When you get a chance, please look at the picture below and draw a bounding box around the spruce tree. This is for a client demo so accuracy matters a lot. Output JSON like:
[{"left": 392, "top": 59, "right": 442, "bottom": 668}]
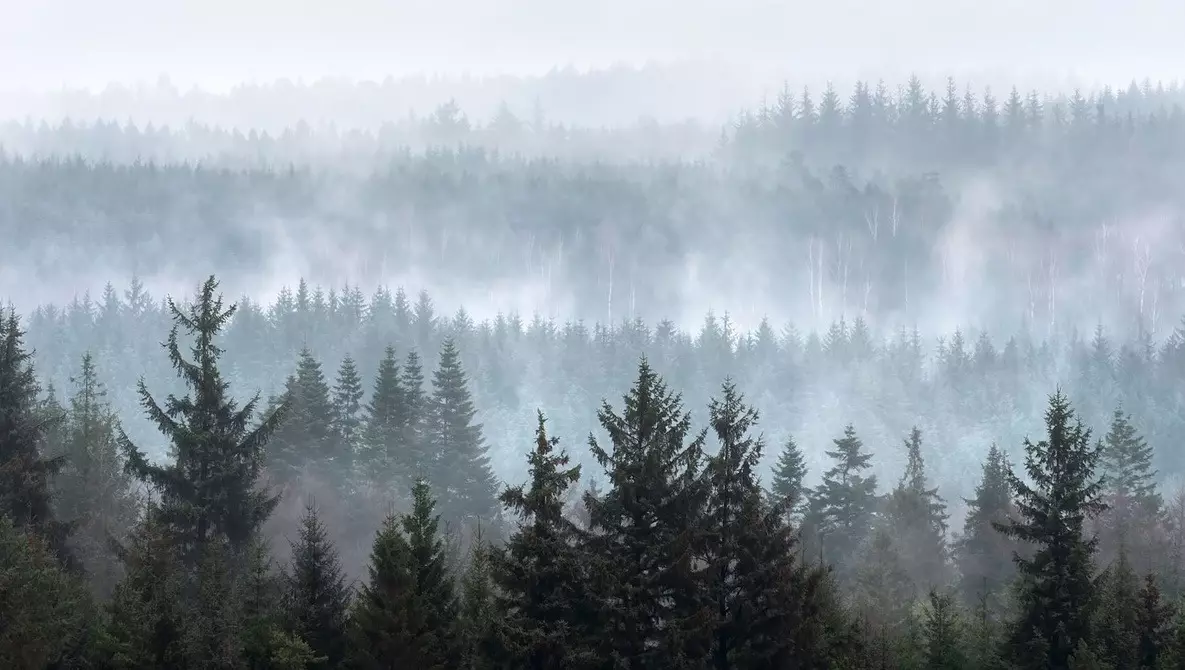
[
  {"left": 955, "top": 444, "right": 1019, "bottom": 616},
  {"left": 853, "top": 526, "right": 915, "bottom": 637},
  {"left": 119, "top": 276, "right": 286, "bottom": 567},
  {"left": 702, "top": 381, "right": 829, "bottom": 669},
  {"left": 400, "top": 350, "right": 428, "bottom": 471},
  {"left": 487, "top": 411, "right": 588, "bottom": 670},
  {"left": 285, "top": 501, "right": 351, "bottom": 669},
  {"left": 459, "top": 527, "right": 495, "bottom": 670},
  {"left": 579, "top": 358, "right": 711, "bottom": 668},
  {"left": 1094, "top": 548, "right": 1140, "bottom": 668},
  {"left": 885, "top": 426, "right": 951, "bottom": 594},
  {"left": 1097, "top": 408, "right": 1162, "bottom": 567},
  {"left": 359, "top": 345, "right": 409, "bottom": 491},
  {"left": 330, "top": 355, "right": 365, "bottom": 489},
  {"left": 993, "top": 390, "right": 1107, "bottom": 669},
  {"left": 808, "top": 424, "right": 879, "bottom": 580},
  {"left": 54, "top": 351, "right": 138, "bottom": 598},
  {"left": 425, "top": 338, "right": 498, "bottom": 524},
  {"left": 0, "top": 310, "right": 74, "bottom": 567},
  {"left": 268, "top": 348, "right": 336, "bottom": 486},
  {"left": 922, "top": 590, "right": 967, "bottom": 670},
  {"left": 769, "top": 434, "right": 808, "bottom": 519},
  {"left": 347, "top": 478, "right": 461, "bottom": 669},
  {"left": 1136, "top": 573, "right": 1174, "bottom": 669}
]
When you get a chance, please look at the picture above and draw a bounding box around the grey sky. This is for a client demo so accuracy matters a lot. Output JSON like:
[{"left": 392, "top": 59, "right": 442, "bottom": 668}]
[{"left": 3, "top": 0, "right": 1185, "bottom": 93}]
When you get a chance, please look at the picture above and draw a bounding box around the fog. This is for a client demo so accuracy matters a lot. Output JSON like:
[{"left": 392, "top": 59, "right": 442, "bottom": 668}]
[{"left": 5, "top": 1, "right": 1185, "bottom": 604}]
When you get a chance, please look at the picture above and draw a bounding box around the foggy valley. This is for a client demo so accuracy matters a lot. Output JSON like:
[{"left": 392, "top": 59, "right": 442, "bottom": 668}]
[{"left": 5, "top": 5, "right": 1185, "bottom": 668}]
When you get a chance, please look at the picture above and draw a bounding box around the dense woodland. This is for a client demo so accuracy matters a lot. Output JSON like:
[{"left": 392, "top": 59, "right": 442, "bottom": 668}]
[{"left": 5, "top": 73, "right": 1185, "bottom": 668}]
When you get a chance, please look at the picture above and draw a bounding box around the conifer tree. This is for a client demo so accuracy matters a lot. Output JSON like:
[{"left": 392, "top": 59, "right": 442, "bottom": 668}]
[
  {"left": 579, "top": 358, "right": 711, "bottom": 667},
  {"left": 885, "top": 426, "right": 951, "bottom": 594},
  {"left": 330, "top": 355, "right": 365, "bottom": 488},
  {"left": 1094, "top": 547, "right": 1140, "bottom": 668},
  {"left": 425, "top": 338, "right": 498, "bottom": 524},
  {"left": 285, "top": 501, "right": 351, "bottom": 669},
  {"left": 1135, "top": 573, "right": 1174, "bottom": 669},
  {"left": 0, "top": 310, "right": 74, "bottom": 567},
  {"left": 853, "top": 526, "right": 915, "bottom": 638},
  {"left": 459, "top": 527, "right": 495, "bottom": 670},
  {"left": 347, "top": 478, "right": 461, "bottom": 669},
  {"left": 360, "top": 345, "right": 409, "bottom": 490},
  {"left": 994, "top": 390, "right": 1107, "bottom": 669},
  {"left": 400, "top": 350, "right": 428, "bottom": 470},
  {"left": 1097, "top": 408, "right": 1162, "bottom": 567},
  {"left": 922, "top": 590, "right": 967, "bottom": 670},
  {"left": 808, "top": 424, "right": 879, "bottom": 579},
  {"left": 769, "top": 434, "right": 808, "bottom": 519},
  {"left": 702, "top": 381, "right": 830, "bottom": 669},
  {"left": 487, "top": 411, "right": 588, "bottom": 670},
  {"left": 119, "top": 276, "right": 286, "bottom": 567},
  {"left": 269, "top": 348, "right": 336, "bottom": 485},
  {"left": 955, "top": 444, "right": 1019, "bottom": 616},
  {"left": 53, "top": 351, "right": 138, "bottom": 598}
]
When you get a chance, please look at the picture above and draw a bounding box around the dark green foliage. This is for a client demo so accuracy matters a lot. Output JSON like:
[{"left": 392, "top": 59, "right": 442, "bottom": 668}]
[
  {"left": 0, "top": 310, "right": 74, "bottom": 567},
  {"left": 994, "top": 390, "right": 1107, "bottom": 669},
  {"left": 580, "top": 358, "right": 711, "bottom": 667},
  {"left": 885, "top": 426, "right": 951, "bottom": 594},
  {"left": 425, "top": 338, "right": 498, "bottom": 524},
  {"left": 268, "top": 348, "right": 336, "bottom": 486},
  {"left": 1135, "top": 573, "right": 1175, "bottom": 668},
  {"left": 284, "top": 501, "right": 351, "bottom": 669},
  {"left": 119, "top": 276, "right": 286, "bottom": 566},
  {"left": 956, "top": 444, "right": 1020, "bottom": 617},
  {"left": 1097, "top": 408, "right": 1162, "bottom": 567},
  {"left": 360, "top": 345, "right": 409, "bottom": 491},
  {"left": 922, "top": 590, "right": 966, "bottom": 670},
  {"left": 808, "top": 423, "right": 879, "bottom": 579},
  {"left": 702, "top": 380, "right": 831, "bottom": 669},
  {"left": 1094, "top": 548, "right": 1140, "bottom": 668},
  {"left": 853, "top": 526, "right": 915, "bottom": 636},
  {"left": 330, "top": 355, "right": 365, "bottom": 489},
  {"left": 347, "top": 478, "right": 461, "bottom": 669},
  {"left": 52, "top": 351, "right": 138, "bottom": 598},
  {"left": 0, "top": 514, "right": 90, "bottom": 668},
  {"left": 459, "top": 527, "right": 494, "bottom": 670},
  {"left": 768, "top": 434, "right": 807, "bottom": 518},
  {"left": 487, "top": 411, "right": 587, "bottom": 670}
]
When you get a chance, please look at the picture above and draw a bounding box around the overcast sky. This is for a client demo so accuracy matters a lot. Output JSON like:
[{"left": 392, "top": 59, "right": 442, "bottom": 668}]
[{"left": 3, "top": 0, "right": 1185, "bottom": 93}]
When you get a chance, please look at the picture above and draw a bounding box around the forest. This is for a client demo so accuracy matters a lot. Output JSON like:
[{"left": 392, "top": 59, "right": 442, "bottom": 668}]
[{"left": 4, "top": 72, "right": 1185, "bottom": 669}]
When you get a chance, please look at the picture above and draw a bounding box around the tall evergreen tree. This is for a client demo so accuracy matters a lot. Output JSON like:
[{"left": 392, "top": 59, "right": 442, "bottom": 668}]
[
  {"left": 285, "top": 501, "right": 351, "bottom": 670},
  {"left": 487, "top": 411, "right": 588, "bottom": 670},
  {"left": 579, "top": 358, "right": 711, "bottom": 668},
  {"left": 1093, "top": 548, "right": 1140, "bottom": 669},
  {"left": 885, "top": 426, "right": 951, "bottom": 594},
  {"left": 268, "top": 348, "right": 336, "bottom": 486},
  {"left": 955, "top": 444, "right": 1019, "bottom": 617},
  {"left": 425, "top": 338, "right": 498, "bottom": 524},
  {"left": 400, "top": 350, "right": 428, "bottom": 472},
  {"left": 1097, "top": 407, "right": 1162, "bottom": 568},
  {"left": 0, "top": 310, "right": 74, "bottom": 567},
  {"left": 119, "top": 276, "right": 286, "bottom": 567},
  {"left": 1135, "top": 573, "right": 1174, "bottom": 669},
  {"left": 808, "top": 424, "right": 879, "bottom": 579},
  {"left": 459, "top": 526, "right": 494, "bottom": 670},
  {"left": 702, "top": 380, "right": 830, "bottom": 669},
  {"left": 769, "top": 434, "right": 808, "bottom": 519},
  {"left": 993, "top": 390, "right": 1107, "bottom": 669},
  {"left": 922, "top": 590, "right": 967, "bottom": 670},
  {"left": 330, "top": 355, "right": 365, "bottom": 488},
  {"left": 347, "top": 478, "right": 461, "bottom": 669},
  {"left": 359, "top": 345, "right": 409, "bottom": 491},
  {"left": 53, "top": 351, "right": 138, "bottom": 598}
]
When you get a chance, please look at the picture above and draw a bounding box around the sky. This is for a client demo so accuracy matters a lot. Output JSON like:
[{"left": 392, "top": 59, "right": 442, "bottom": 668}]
[{"left": 3, "top": 0, "right": 1185, "bottom": 93}]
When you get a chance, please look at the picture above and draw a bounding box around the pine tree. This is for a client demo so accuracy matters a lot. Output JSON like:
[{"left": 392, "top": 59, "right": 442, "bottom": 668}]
[
  {"left": 1094, "top": 548, "right": 1140, "bottom": 668},
  {"left": 1097, "top": 408, "right": 1162, "bottom": 567},
  {"left": 330, "top": 355, "right": 365, "bottom": 489},
  {"left": 853, "top": 526, "right": 915, "bottom": 637},
  {"left": 268, "top": 348, "right": 336, "bottom": 486},
  {"left": 360, "top": 345, "right": 409, "bottom": 491},
  {"left": 425, "top": 338, "right": 498, "bottom": 524},
  {"left": 769, "top": 434, "right": 808, "bottom": 519},
  {"left": 1135, "top": 573, "right": 1174, "bottom": 669},
  {"left": 285, "top": 501, "right": 351, "bottom": 669},
  {"left": 885, "top": 426, "right": 951, "bottom": 595},
  {"left": 0, "top": 310, "right": 74, "bottom": 567},
  {"left": 487, "top": 411, "right": 588, "bottom": 670},
  {"left": 994, "top": 390, "right": 1107, "bottom": 669},
  {"left": 53, "top": 351, "right": 138, "bottom": 598},
  {"left": 955, "top": 444, "right": 1019, "bottom": 617},
  {"left": 922, "top": 590, "right": 966, "bottom": 670},
  {"left": 459, "top": 527, "right": 494, "bottom": 670},
  {"left": 119, "top": 276, "right": 286, "bottom": 567},
  {"left": 400, "top": 350, "right": 428, "bottom": 470},
  {"left": 808, "top": 424, "right": 879, "bottom": 580},
  {"left": 702, "top": 380, "right": 829, "bottom": 669},
  {"left": 347, "top": 478, "right": 461, "bottom": 669},
  {"left": 579, "top": 358, "right": 711, "bottom": 667}
]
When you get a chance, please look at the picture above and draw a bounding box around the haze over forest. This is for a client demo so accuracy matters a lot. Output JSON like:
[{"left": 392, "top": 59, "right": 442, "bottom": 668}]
[{"left": 6, "top": 4, "right": 1185, "bottom": 668}]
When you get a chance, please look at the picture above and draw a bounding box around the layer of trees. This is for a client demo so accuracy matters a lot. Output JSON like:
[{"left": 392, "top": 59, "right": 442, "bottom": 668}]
[{"left": 6, "top": 275, "right": 1185, "bottom": 669}]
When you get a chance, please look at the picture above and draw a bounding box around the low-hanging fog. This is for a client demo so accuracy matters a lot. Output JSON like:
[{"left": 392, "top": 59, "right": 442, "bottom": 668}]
[{"left": 5, "top": 3, "right": 1185, "bottom": 596}]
